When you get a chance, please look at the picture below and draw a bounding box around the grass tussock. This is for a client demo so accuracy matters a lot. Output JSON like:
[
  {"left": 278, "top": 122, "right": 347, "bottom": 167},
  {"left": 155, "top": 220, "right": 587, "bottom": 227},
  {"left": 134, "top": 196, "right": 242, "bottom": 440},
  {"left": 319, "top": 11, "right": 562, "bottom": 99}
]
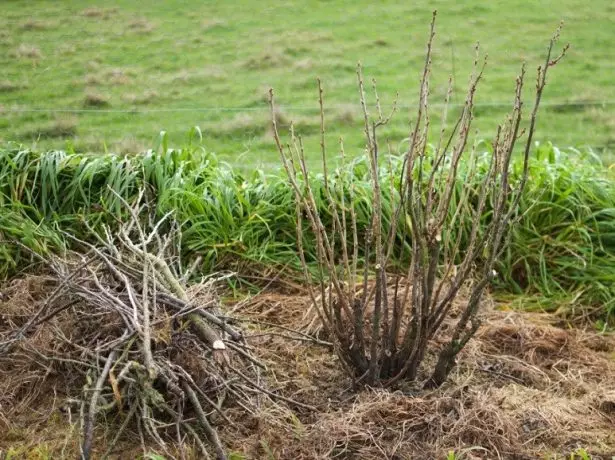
[
  {"left": 23, "top": 117, "right": 78, "bottom": 139},
  {"left": 242, "top": 50, "right": 290, "bottom": 70},
  {"left": 11, "top": 44, "right": 42, "bottom": 60},
  {"left": 80, "top": 7, "right": 118, "bottom": 19},
  {"left": 19, "top": 19, "right": 53, "bottom": 31},
  {"left": 125, "top": 18, "right": 156, "bottom": 34},
  {"left": 83, "top": 92, "right": 110, "bottom": 107},
  {"left": 201, "top": 18, "right": 226, "bottom": 31},
  {"left": 0, "top": 80, "right": 24, "bottom": 93},
  {"left": 121, "top": 90, "right": 158, "bottom": 105},
  {"left": 83, "top": 68, "right": 135, "bottom": 87}
]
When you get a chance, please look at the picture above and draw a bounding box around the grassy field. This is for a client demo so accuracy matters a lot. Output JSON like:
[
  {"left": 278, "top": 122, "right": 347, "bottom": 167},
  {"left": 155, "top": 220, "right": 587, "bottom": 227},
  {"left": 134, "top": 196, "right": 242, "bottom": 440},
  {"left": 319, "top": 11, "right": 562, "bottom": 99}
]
[{"left": 1, "top": 0, "right": 614, "bottom": 168}]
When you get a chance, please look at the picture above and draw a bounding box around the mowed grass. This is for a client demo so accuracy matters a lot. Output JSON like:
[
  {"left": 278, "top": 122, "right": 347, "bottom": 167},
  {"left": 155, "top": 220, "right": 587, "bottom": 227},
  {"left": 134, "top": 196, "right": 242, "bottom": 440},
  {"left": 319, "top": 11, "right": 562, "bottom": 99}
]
[{"left": 1, "top": 0, "right": 614, "bottom": 168}]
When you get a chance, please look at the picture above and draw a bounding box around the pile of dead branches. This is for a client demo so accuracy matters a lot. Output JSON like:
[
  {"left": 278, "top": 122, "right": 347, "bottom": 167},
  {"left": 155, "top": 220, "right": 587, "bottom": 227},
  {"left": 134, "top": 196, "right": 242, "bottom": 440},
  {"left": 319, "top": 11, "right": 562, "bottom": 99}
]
[{"left": 0, "top": 201, "right": 276, "bottom": 460}]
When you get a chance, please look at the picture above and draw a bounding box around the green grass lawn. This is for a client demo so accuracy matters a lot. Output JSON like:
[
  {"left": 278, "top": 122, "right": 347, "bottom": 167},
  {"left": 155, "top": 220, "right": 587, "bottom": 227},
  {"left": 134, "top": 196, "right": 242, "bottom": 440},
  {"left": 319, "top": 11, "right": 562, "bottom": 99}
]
[{"left": 1, "top": 0, "right": 614, "bottom": 168}]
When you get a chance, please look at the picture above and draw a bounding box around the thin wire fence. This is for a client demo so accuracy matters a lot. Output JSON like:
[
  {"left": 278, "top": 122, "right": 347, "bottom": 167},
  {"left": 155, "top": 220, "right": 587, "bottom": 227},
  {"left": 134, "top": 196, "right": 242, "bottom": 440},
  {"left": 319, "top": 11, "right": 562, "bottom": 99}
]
[{"left": 3, "top": 100, "right": 615, "bottom": 114}]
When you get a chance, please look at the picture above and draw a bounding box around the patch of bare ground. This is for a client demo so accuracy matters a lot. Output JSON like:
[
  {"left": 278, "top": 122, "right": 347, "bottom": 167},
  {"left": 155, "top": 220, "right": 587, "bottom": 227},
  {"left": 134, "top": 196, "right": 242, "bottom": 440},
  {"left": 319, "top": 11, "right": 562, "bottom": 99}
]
[{"left": 2, "top": 279, "right": 615, "bottom": 459}]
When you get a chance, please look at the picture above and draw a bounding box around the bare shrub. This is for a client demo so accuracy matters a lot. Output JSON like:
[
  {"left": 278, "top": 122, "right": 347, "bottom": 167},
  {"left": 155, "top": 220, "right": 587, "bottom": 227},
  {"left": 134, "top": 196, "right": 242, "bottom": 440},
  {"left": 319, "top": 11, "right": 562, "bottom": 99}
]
[{"left": 269, "top": 12, "right": 568, "bottom": 388}]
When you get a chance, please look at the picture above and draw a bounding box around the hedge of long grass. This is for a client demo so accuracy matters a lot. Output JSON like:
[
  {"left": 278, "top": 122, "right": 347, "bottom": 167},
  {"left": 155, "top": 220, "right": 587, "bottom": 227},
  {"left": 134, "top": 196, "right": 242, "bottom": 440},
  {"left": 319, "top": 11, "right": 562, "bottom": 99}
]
[{"left": 0, "top": 143, "right": 614, "bottom": 319}]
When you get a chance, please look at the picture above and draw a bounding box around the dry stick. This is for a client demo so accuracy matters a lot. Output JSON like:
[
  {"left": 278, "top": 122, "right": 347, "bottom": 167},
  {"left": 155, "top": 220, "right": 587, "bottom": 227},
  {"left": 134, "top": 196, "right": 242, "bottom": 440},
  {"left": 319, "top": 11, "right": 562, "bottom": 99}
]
[
  {"left": 438, "top": 136, "right": 479, "bottom": 269},
  {"left": 438, "top": 54, "right": 557, "bottom": 349},
  {"left": 231, "top": 316, "right": 333, "bottom": 347},
  {"left": 296, "top": 135, "right": 351, "bottom": 321},
  {"left": 182, "top": 381, "right": 227, "bottom": 460},
  {"left": 166, "top": 367, "right": 232, "bottom": 425},
  {"left": 337, "top": 139, "right": 352, "bottom": 290},
  {"left": 224, "top": 340, "right": 267, "bottom": 370},
  {"left": 435, "top": 48, "right": 486, "bottom": 229},
  {"left": 429, "top": 141, "right": 486, "bottom": 324},
  {"left": 322, "top": 87, "right": 353, "bottom": 321},
  {"left": 81, "top": 349, "right": 118, "bottom": 460},
  {"left": 428, "top": 29, "right": 569, "bottom": 388},
  {"left": 346, "top": 153, "right": 368, "bottom": 372},
  {"left": 424, "top": 78, "right": 455, "bottom": 271},
  {"left": 107, "top": 188, "right": 225, "bottom": 357},
  {"left": 507, "top": 31, "right": 569, "bottom": 223},
  {"left": 372, "top": 80, "right": 399, "bottom": 377},
  {"left": 156, "top": 293, "right": 243, "bottom": 341},
  {"left": 397, "top": 12, "right": 438, "bottom": 359},
  {"left": 278, "top": 118, "right": 333, "bottom": 329},
  {"left": 391, "top": 22, "right": 487, "bottom": 385},
  {"left": 32, "top": 299, "right": 80, "bottom": 327},
  {"left": 271, "top": 91, "right": 349, "bottom": 350},
  {"left": 101, "top": 403, "right": 138, "bottom": 459},
  {"left": 358, "top": 65, "right": 384, "bottom": 381},
  {"left": 423, "top": 56, "right": 490, "bottom": 328},
  {"left": 123, "top": 235, "right": 228, "bottom": 361},
  {"left": 315, "top": 80, "right": 347, "bottom": 339},
  {"left": 181, "top": 255, "right": 203, "bottom": 283},
  {"left": 232, "top": 369, "right": 316, "bottom": 411},
  {"left": 287, "top": 134, "right": 333, "bottom": 332}
]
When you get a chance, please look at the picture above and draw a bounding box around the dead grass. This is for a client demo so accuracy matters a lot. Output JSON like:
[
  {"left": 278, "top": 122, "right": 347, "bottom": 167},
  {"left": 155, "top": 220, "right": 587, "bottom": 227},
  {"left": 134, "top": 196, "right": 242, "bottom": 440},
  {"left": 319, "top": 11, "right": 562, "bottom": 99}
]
[
  {"left": 587, "top": 107, "right": 615, "bottom": 131},
  {"left": 106, "top": 68, "right": 135, "bottom": 85},
  {"left": 223, "top": 291, "right": 615, "bottom": 459},
  {"left": 83, "top": 68, "right": 135, "bottom": 87},
  {"left": 86, "top": 60, "right": 101, "bottom": 71},
  {"left": 332, "top": 104, "right": 359, "bottom": 125},
  {"left": 210, "top": 112, "right": 273, "bottom": 139},
  {"left": 2, "top": 278, "right": 615, "bottom": 459},
  {"left": 82, "top": 74, "right": 102, "bottom": 86},
  {"left": 209, "top": 107, "right": 319, "bottom": 140}
]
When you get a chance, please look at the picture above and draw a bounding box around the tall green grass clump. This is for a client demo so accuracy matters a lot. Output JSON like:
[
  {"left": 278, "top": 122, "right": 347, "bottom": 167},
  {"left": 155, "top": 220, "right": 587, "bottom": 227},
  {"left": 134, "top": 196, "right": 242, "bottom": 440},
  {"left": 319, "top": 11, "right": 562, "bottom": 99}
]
[
  {"left": 0, "top": 141, "right": 614, "bottom": 320},
  {"left": 501, "top": 144, "right": 615, "bottom": 316}
]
